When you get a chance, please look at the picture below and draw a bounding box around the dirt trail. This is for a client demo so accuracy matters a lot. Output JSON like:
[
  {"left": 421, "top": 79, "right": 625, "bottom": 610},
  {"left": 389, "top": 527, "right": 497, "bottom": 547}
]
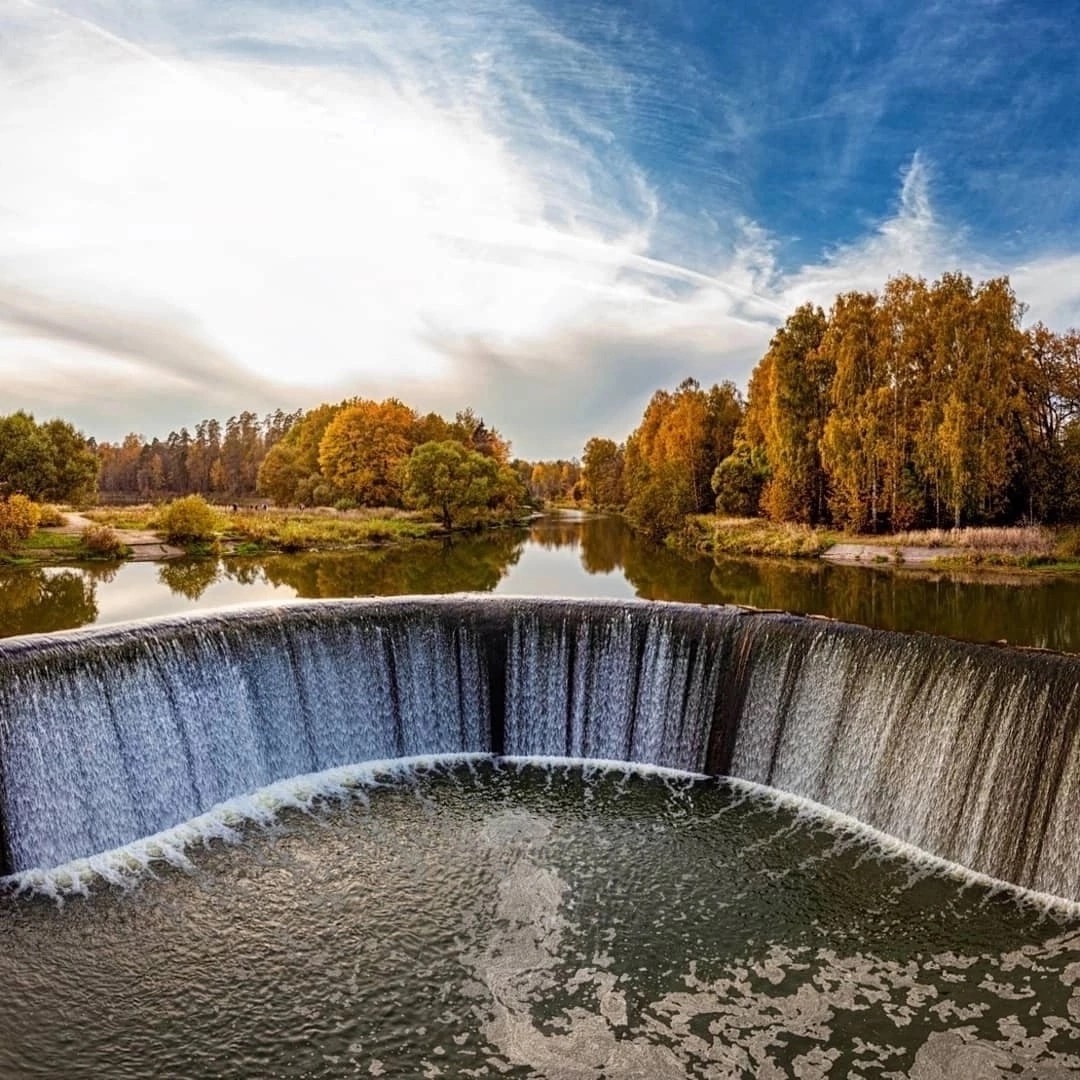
[
  {"left": 50, "top": 512, "right": 185, "bottom": 562},
  {"left": 822, "top": 542, "right": 963, "bottom": 565}
]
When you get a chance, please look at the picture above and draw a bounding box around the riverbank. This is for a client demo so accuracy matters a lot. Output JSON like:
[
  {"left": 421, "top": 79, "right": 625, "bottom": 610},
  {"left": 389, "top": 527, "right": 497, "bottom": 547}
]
[
  {"left": 82, "top": 504, "right": 524, "bottom": 556},
  {"left": 1, "top": 504, "right": 530, "bottom": 567},
  {"left": 678, "top": 515, "right": 1080, "bottom": 572}
]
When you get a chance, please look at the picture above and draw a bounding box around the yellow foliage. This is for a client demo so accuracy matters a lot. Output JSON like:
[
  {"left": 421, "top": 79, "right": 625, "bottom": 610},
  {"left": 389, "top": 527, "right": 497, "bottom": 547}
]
[
  {"left": 0, "top": 494, "right": 43, "bottom": 550},
  {"left": 158, "top": 495, "right": 223, "bottom": 542}
]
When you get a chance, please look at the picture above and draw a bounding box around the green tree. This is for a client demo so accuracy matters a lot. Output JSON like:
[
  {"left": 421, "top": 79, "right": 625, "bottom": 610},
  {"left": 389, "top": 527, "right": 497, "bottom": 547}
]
[
  {"left": 403, "top": 441, "right": 501, "bottom": 529},
  {"left": 711, "top": 452, "right": 766, "bottom": 517},
  {"left": 0, "top": 412, "right": 98, "bottom": 503},
  {"left": 40, "top": 418, "right": 99, "bottom": 505},
  {"left": 0, "top": 412, "right": 56, "bottom": 499}
]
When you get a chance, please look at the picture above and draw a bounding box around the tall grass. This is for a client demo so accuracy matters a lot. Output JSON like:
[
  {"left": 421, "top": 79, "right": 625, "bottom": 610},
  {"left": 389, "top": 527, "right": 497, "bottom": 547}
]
[
  {"left": 683, "top": 516, "right": 838, "bottom": 558},
  {"left": 882, "top": 526, "right": 1058, "bottom": 557}
]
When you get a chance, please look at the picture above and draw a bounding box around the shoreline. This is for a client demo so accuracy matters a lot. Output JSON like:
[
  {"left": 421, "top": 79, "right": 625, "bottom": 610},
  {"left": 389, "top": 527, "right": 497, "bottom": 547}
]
[
  {"left": 2, "top": 507, "right": 534, "bottom": 569},
  {"left": 674, "top": 514, "right": 1080, "bottom": 576}
]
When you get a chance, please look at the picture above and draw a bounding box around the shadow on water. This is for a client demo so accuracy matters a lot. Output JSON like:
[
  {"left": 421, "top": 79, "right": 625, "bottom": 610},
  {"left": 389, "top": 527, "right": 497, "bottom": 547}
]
[
  {"left": 0, "top": 565, "right": 106, "bottom": 636},
  {"left": 4, "top": 514, "right": 1080, "bottom": 652}
]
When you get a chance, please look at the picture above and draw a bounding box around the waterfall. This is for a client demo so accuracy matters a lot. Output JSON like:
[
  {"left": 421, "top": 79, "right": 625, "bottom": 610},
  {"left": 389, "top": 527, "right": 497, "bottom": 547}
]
[
  {"left": 0, "top": 602, "right": 489, "bottom": 872},
  {"left": 1, "top": 597, "right": 1078, "bottom": 901}
]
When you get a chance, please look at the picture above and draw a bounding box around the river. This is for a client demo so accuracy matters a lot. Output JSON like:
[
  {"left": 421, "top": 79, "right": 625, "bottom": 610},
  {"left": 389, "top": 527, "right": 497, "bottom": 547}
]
[{"left": 2, "top": 511, "right": 1078, "bottom": 650}]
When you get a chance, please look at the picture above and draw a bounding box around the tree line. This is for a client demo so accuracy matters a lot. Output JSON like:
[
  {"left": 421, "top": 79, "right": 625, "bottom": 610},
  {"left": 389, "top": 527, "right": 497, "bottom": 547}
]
[
  {"left": 96, "top": 410, "right": 299, "bottom": 499},
  {"left": 1, "top": 397, "right": 529, "bottom": 529},
  {"left": 91, "top": 399, "right": 524, "bottom": 515},
  {"left": 580, "top": 272, "right": 1080, "bottom": 535}
]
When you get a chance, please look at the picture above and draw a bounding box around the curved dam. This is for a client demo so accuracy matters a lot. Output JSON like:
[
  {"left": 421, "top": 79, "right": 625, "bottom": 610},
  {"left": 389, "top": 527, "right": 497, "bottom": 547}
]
[{"left": 0, "top": 596, "right": 1077, "bottom": 900}]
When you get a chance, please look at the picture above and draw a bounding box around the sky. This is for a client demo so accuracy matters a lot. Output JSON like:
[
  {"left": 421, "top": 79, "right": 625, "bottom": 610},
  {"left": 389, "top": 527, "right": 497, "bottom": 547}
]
[{"left": 2, "top": 0, "right": 1080, "bottom": 459}]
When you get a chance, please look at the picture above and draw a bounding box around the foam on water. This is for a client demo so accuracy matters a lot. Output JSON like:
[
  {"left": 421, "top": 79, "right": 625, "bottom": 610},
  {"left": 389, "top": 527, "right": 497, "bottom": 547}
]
[
  {"left": 1, "top": 753, "right": 488, "bottom": 900},
  {"left": 7, "top": 752, "right": 1079, "bottom": 921}
]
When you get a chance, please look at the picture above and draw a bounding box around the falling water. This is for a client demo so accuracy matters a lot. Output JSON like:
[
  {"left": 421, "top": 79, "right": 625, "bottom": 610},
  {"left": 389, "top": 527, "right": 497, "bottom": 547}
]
[{"left": 0, "top": 597, "right": 1077, "bottom": 900}]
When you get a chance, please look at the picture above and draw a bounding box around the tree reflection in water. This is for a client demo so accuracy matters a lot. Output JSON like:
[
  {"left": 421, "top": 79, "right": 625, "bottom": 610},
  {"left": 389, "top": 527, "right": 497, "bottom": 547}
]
[
  {"left": 0, "top": 567, "right": 99, "bottom": 636},
  {"left": 4, "top": 516, "right": 1080, "bottom": 653},
  {"left": 157, "top": 559, "right": 223, "bottom": 601},
  {"left": 222, "top": 529, "right": 525, "bottom": 599}
]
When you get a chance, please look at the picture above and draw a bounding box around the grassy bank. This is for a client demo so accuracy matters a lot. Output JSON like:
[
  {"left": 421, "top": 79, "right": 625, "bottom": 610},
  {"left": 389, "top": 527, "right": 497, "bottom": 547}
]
[
  {"left": 678, "top": 515, "right": 840, "bottom": 558},
  {"left": 1, "top": 529, "right": 129, "bottom": 566},
  {"left": 679, "top": 515, "right": 1080, "bottom": 571},
  {"left": 83, "top": 503, "right": 516, "bottom": 555}
]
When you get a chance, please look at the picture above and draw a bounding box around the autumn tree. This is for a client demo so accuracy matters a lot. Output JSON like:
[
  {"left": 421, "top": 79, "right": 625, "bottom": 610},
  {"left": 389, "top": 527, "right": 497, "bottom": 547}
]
[
  {"left": 581, "top": 438, "right": 625, "bottom": 508},
  {"left": 0, "top": 494, "right": 42, "bottom": 551},
  {"left": 819, "top": 291, "right": 889, "bottom": 530},
  {"left": 735, "top": 273, "right": 1036, "bottom": 530},
  {"left": 921, "top": 275, "right": 1023, "bottom": 527},
  {"left": 737, "top": 305, "right": 832, "bottom": 524},
  {"left": 528, "top": 460, "right": 581, "bottom": 503},
  {"left": 452, "top": 408, "right": 512, "bottom": 463},
  {"left": 257, "top": 402, "right": 345, "bottom": 506},
  {"left": 318, "top": 398, "right": 419, "bottom": 506},
  {"left": 619, "top": 378, "right": 743, "bottom": 538}
]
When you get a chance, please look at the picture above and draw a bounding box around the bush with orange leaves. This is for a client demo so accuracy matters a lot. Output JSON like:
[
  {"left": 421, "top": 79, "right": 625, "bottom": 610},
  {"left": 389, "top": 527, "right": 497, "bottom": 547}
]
[{"left": 0, "top": 494, "right": 42, "bottom": 551}]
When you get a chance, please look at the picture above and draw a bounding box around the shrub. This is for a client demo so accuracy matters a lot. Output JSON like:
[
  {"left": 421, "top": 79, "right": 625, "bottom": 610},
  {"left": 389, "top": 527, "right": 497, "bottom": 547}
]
[
  {"left": 334, "top": 497, "right": 357, "bottom": 512},
  {"left": 0, "top": 495, "right": 42, "bottom": 551},
  {"left": 37, "top": 504, "right": 66, "bottom": 527},
  {"left": 81, "top": 524, "right": 126, "bottom": 559},
  {"left": 276, "top": 522, "right": 311, "bottom": 552},
  {"left": 158, "top": 495, "right": 222, "bottom": 543}
]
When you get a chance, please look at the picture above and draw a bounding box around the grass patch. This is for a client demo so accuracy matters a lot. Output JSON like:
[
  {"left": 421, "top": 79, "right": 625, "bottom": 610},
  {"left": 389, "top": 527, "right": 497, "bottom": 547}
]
[
  {"left": 681, "top": 515, "right": 839, "bottom": 558},
  {"left": 21, "top": 530, "right": 84, "bottom": 551},
  {"left": 862, "top": 525, "right": 1059, "bottom": 559},
  {"left": 0, "top": 555, "right": 36, "bottom": 566},
  {"left": 233, "top": 540, "right": 269, "bottom": 556},
  {"left": 84, "top": 506, "right": 162, "bottom": 530},
  {"left": 83, "top": 501, "right": 520, "bottom": 555},
  {"left": 678, "top": 516, "right": 1080, "bottom": 572},
  {"left": 223, "top": 509, "right": 441, "bottom": 550}
]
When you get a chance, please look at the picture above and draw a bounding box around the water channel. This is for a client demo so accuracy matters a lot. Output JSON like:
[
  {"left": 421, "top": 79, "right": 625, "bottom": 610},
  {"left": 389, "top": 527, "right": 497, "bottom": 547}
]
[{"left": 2, "top": 512, "right": 1078, "bottom": 651}]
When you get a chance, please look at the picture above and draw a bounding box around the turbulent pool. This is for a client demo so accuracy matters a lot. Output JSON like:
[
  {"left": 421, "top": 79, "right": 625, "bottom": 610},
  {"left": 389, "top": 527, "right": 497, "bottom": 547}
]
[{"left": 2, "top": 760, "right": 1077, "bottom": 1079}]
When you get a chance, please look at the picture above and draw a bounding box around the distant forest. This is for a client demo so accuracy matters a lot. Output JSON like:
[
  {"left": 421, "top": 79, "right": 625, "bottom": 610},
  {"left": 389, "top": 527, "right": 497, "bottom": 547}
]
[
  {"left": 92, "top": 403, "right": 523, "bottom": 510},
  {"left": 0, "top": 399, "right": 528, "bottom": 512},
  {"left": 561, "top": 272, "right": 1080, "bottom": 537}
]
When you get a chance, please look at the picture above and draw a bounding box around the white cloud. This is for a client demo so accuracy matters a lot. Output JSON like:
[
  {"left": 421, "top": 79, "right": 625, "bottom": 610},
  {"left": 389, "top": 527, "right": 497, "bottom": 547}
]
[{"left": 1, "top": 2, "right": 1079, "bottom": 459}]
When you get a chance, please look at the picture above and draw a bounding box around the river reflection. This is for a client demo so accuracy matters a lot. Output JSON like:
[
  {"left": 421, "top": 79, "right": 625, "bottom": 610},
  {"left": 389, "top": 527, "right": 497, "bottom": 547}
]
[{"left": 2, "top": 514, "right": 1079, "bottom": 652}]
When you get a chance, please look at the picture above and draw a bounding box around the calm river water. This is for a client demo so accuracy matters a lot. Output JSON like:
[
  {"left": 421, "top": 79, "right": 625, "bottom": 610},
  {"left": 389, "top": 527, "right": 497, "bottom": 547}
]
[{"left": 2, "top": 511, "right": 1079, "bottom": 650}]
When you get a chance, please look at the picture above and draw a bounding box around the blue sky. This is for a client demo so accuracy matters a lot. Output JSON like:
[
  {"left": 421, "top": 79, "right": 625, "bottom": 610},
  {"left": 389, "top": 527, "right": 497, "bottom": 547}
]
[{"left": 2, "top": 0, "right": 1079, "bottom": 458}]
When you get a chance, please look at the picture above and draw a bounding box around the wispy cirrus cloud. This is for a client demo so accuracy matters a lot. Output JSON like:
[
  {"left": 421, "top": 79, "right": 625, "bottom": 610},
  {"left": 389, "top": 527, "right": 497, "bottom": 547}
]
[{"left": 1, "top": 0, "right": 1079, "bottom": 457}]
